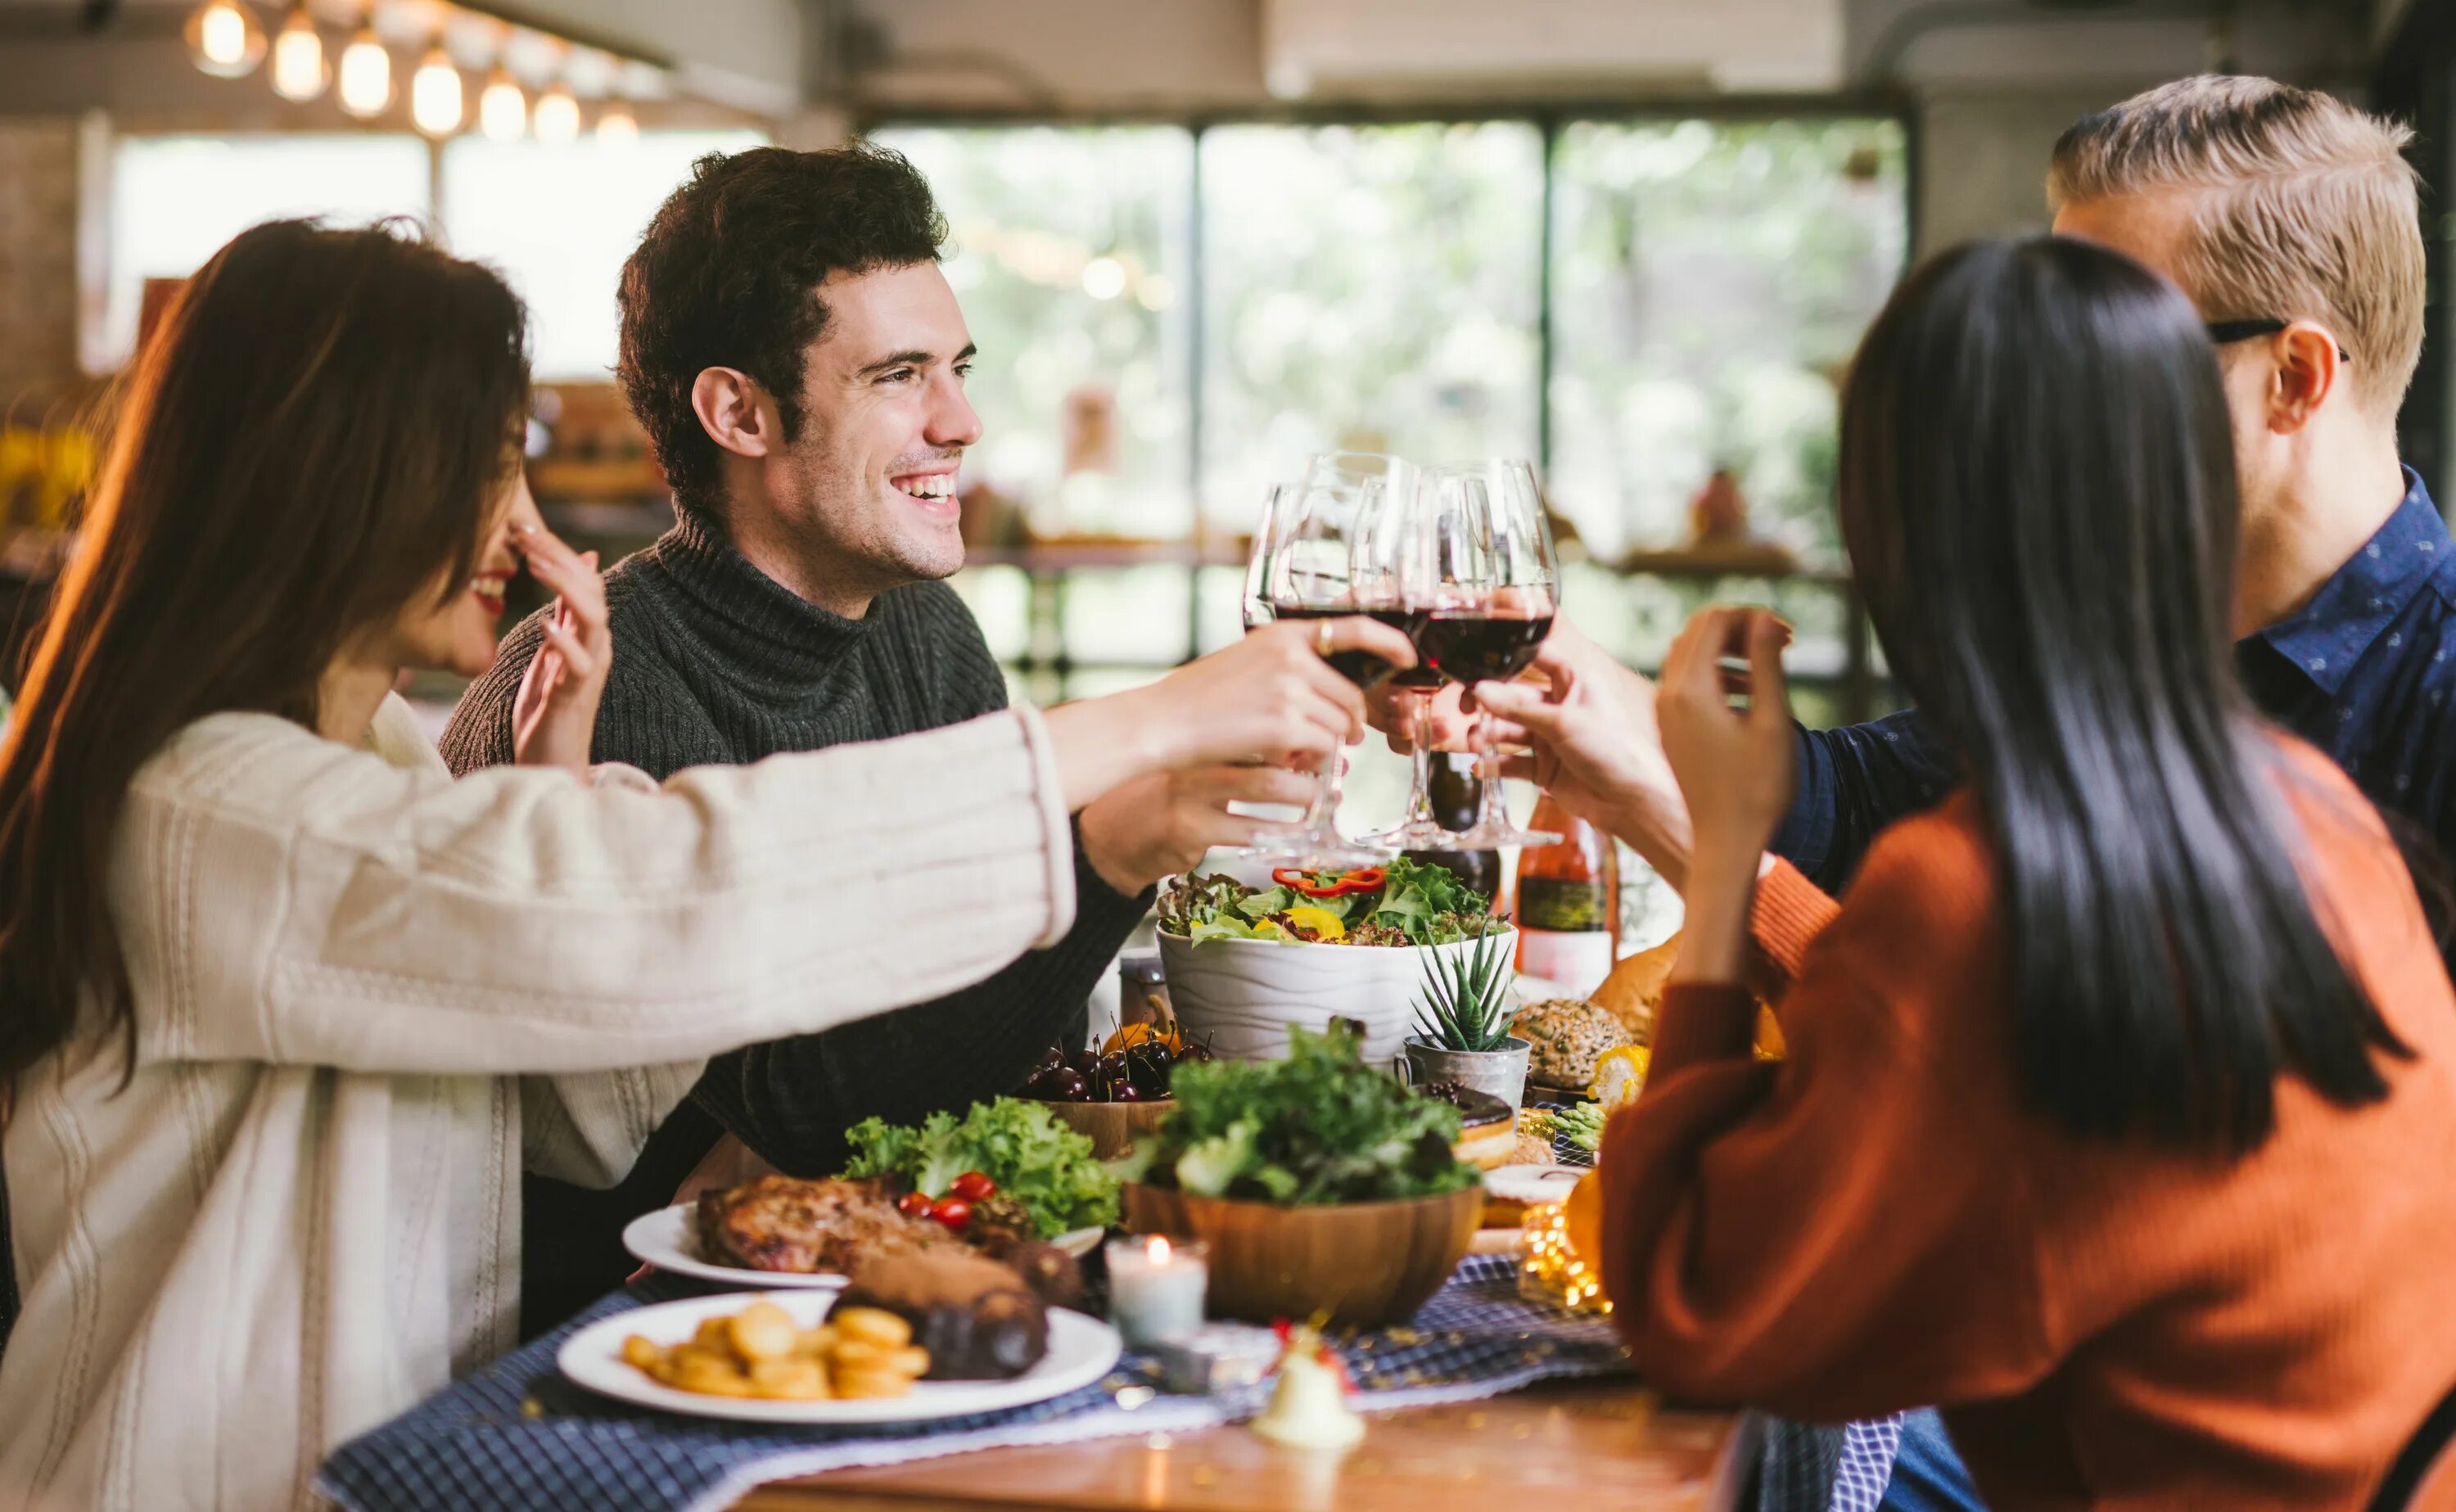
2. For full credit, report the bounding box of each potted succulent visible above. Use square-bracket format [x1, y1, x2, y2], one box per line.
[1399, 924, 1532, 1114]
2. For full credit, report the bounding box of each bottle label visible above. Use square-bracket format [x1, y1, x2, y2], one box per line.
[1517, 877, 1610, 932]
[1517, 930, 1616, 997]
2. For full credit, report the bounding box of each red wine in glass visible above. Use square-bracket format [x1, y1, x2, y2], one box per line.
[1418, 610, 1554, 686]
[1366, 606, 1442, 689]
[1272, 603, 1400, 689]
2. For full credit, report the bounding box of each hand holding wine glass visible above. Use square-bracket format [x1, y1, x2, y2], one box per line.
[1238, 452, 1419, 869]
[1411, 458, 1564, 848]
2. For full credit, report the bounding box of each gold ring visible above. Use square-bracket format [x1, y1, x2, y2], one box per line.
[1315, 619, 1334, 658]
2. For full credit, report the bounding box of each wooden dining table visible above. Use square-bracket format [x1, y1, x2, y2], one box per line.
[734, 1380, 1749, 1512]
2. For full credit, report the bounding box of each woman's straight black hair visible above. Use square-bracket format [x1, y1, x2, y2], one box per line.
[1838, 235, 2410, 1154]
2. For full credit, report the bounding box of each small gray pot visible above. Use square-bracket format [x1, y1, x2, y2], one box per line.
[1396, 1035, 1532, 1117]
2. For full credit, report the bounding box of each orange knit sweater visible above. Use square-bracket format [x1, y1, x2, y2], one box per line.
[1596, 742, 2456, 1510]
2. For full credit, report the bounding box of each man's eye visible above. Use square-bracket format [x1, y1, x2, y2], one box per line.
[953, 363, 973, 381]
[879, 368, 915, 384]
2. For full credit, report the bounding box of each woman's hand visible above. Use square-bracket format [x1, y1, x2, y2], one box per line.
[510, 522, 610, 776]
[1655, 605, 1795, 867]
[1466, 618, 1696, 887]
[1042, 616, 1415, 813]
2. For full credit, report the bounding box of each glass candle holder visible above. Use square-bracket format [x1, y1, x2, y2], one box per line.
[1515, 1199, 1612, 1316]
[1106, 1234, 1210, 1349]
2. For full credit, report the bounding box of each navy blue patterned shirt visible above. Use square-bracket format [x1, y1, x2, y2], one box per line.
[1772, 468, 2456, 894]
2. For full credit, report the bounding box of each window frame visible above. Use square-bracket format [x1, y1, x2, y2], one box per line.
[863, 98, 1912, 720]
[858, 95, 1914, 533]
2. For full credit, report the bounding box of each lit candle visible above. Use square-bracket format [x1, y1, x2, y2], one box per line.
[1106, 1234, 1208, 1349]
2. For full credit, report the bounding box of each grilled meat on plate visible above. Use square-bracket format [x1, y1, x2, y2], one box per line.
[695, 1175, 961, 1275]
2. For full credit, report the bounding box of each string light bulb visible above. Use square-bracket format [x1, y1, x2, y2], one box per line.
[268, 2, 325, 98]
[409, 46, 463, 137]
[184, 0, 266, 79]
[1516, 1201, 1612, 1316]
[335, 25, 392, 117]
[595, 100, 638, 145]
[477, 66, 527, 142]
[532, 81, 580, 144]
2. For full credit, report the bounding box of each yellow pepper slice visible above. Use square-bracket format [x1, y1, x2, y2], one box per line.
[1279, 905, 1347, 943]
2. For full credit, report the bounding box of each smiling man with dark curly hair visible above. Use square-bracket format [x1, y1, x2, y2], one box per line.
[440, 143, 1311, 1335]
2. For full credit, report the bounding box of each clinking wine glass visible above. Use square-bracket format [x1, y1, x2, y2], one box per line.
[1354, 465, 1456, 849]
[1415, 458, 1561, 849]
[1236, 453, 1415, 871]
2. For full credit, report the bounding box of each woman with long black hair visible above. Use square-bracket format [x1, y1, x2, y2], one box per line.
[1478, 237, 2456, 1508]
[0, 219, 1407, 1510]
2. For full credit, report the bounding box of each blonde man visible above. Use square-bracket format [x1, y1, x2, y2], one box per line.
[1765, 76, 2446, 908]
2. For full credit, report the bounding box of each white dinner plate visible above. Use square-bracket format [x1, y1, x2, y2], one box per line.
[621, 1203, 1106, 1289]
[558, 1289, 1123, 1424]
[1482, 1162, 1588, 1206]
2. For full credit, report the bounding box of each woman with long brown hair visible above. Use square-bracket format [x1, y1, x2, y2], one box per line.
[0, 219, 1407, 1510]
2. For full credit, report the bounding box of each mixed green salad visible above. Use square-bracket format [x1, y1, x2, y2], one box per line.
[1124, 1023, 1481, 1206]
[1157, 857, 1497, 948]
[840, 1097, 1119, 1238]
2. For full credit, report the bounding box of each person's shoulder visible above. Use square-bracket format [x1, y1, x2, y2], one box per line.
[874, 579, 988, 645]
[1853, 792, 1996, 897]
[436, 557, 695, 776]
[129, 710, 423, 831]
[869, 580, 1008, 711]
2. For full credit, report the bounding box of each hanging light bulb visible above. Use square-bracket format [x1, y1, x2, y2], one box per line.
[269, 2, 327, 101]
[596, 99, 638, 145]
[478, 67, 527, 142]
[336, 25, 392, 117]
[409, 46, 463, 137]
[184, 0, 266, 79]
[532, 81, 580, 144]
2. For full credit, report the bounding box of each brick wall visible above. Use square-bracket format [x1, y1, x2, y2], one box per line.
[0, 118, 82, 417]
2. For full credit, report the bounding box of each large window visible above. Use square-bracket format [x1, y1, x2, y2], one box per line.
[1199, 122, 1544, 526]
[102, 129, 768, 378]
[442, 131, 767, 380]
[104, 134, 431, 365]
[874, 126, 1195, 539]
[1548, 118, 1907, 564]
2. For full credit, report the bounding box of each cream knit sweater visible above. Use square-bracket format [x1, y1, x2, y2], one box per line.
[0, 695, 1078, 1511]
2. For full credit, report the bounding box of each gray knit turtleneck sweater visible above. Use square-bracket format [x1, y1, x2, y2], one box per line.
[440, 508, 1149, 1334]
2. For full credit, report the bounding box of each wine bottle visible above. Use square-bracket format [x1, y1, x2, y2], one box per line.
[1513, 792, 1619, 995]
[1401, 752, 1502, 900]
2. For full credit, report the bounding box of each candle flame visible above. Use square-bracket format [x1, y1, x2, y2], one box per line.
[1149, 1235, 1172, 1263]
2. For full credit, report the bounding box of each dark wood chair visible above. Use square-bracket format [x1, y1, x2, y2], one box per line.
[2372, 1376, 2456, 1511]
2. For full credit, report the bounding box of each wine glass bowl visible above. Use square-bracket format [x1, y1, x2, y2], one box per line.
[1235, 453, 1417, 870]
[1419, 458, 1563, 850]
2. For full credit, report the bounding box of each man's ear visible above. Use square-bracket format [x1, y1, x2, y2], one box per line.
[691, 367, 779, 458]
[2265, 322, 2345, 437]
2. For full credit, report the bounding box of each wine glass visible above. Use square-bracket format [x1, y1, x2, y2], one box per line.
[1240, 484, 1282, 632]
[1416, 458, 1561, 848]
[1354, 467, 1454, 849]
[1237, 453, 1415, 871]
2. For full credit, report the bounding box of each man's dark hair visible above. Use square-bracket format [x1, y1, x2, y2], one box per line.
[616, 143, 947, 515]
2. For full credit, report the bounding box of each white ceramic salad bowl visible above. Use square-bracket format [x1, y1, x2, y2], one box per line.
[1158, 927, 1519, 1068]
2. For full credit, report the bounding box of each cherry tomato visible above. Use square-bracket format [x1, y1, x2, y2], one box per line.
[950, 1171, 997, 1203]
[896, 1190, 934, 1219]
[929, 1197, 973, 1230]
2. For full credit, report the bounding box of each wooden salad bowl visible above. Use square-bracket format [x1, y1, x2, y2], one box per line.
[1122, 1180, 1482, 1328]
[1027, 1098, 1175, 1161]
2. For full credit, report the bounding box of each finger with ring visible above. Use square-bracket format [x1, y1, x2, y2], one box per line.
[1314, 620, 1334, 657]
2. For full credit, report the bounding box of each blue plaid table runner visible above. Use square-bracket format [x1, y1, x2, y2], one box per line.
[317, 1252, 1638, 1512]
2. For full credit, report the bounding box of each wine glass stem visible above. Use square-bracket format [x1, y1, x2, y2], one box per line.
[1306, 745, 1346, 834]
[1404, 691, 1437, 828]
[1474, 709, 1510, 833]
